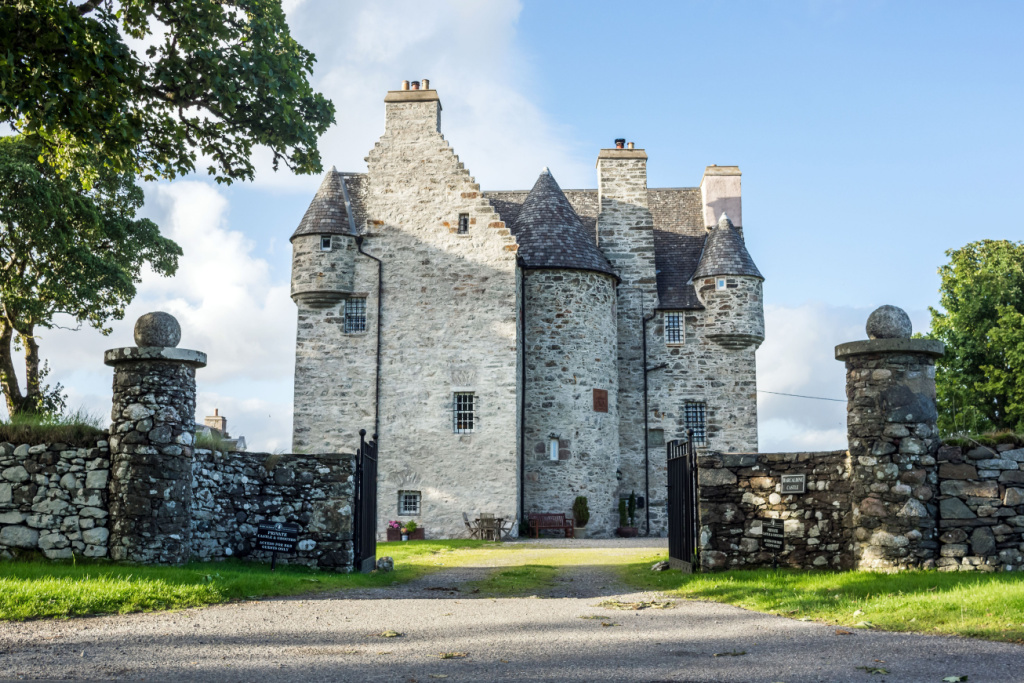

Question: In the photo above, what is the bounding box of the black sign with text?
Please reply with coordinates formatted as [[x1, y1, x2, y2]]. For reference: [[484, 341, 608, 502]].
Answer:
[[256, 522, 300, 554], [762, 519, 785, 551]]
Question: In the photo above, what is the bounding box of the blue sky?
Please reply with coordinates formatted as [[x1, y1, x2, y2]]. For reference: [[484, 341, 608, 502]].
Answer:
[[26, 0, 1024, 452]]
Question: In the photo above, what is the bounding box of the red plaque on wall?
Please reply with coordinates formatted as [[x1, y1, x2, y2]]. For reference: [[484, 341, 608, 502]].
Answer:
[[593, 388, 608, 413]]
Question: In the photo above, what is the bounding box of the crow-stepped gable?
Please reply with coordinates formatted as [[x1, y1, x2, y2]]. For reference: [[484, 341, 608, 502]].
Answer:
[[290, 84, 765, 539]]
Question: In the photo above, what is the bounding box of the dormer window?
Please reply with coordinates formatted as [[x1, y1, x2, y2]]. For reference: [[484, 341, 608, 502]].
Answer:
[[716, 278, 727, 290], [457, 213, 469, 235], [320, 235, 333, 251]]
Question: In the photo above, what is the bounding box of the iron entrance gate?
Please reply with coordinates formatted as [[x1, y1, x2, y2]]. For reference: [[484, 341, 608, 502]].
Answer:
[[667, 431, 698, 572], [354, 429, 378, 573]]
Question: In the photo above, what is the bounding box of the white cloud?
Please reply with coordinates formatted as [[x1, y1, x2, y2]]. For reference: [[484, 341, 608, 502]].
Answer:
[[756, 301, 931, 452], [249, 0, 589, 194], [21, 181, 296, 451]]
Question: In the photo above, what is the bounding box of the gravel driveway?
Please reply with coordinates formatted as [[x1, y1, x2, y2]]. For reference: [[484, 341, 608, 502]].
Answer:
[[1, 541, 1021, 682]]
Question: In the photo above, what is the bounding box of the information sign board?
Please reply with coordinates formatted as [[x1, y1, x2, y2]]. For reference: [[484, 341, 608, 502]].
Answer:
[[762, 519, 785, 551], [256, 522, 300, 554], [781, 474, 806, 494]]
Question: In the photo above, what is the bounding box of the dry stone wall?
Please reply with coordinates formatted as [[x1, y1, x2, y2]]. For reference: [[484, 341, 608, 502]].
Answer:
[[935, 444, 1024, 571], [191, 449, 356, 571], [697, 450, 853, 570], [522, 269, 619, 536], [0, 441, 111, 560]]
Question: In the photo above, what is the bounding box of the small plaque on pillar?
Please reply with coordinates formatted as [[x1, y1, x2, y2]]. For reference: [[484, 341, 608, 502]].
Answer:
[[781, 474, 806, 494], [593, 389, 608, 413]]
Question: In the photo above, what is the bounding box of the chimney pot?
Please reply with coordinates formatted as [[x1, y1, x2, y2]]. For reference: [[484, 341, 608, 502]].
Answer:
[[401, 80, 409, 91], [411, 80, 420, 90], [627, 142, 635, 150], [422, 78, 429, 89], [214, 408, 219, 416], [614, 138, 626, 149]]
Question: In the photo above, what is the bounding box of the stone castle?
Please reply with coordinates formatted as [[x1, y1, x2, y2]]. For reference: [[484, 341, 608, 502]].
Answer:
[[289, 83, 764, 538]]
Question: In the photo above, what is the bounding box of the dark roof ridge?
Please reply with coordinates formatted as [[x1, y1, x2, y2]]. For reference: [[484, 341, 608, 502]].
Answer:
[[691, 214, 763, 280], [510, 169, 616, 277], [291, 167, 353, 241]]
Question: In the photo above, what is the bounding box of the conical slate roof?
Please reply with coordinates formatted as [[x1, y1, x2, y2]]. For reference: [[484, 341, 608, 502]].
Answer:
[[692, 214, 763, 280], [291, 167, 352, 240], [510, 169, 616, 277]]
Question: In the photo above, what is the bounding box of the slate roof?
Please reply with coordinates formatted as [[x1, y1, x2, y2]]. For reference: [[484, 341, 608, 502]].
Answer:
[[291, 167, 353, 240], [692, 214, 763, 280], [486, 186, 710, 309], [505, 170, 616, 277]]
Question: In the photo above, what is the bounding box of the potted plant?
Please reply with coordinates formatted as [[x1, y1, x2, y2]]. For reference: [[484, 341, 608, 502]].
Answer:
[[616, 492, 639, 537], [386, 520, 402, 542], [572, 496, 590, 528]]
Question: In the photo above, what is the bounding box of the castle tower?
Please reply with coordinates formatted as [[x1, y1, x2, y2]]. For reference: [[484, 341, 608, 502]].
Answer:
[[290, 167, 370, 452], [596, 144, 659, 508], [515, 169, 620, 536], [290, 167, 357, 308], [691, 212, 763, 449]]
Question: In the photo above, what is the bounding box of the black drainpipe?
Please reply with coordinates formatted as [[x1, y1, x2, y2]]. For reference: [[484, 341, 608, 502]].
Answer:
[[355, 235, 382, 437], [641, 306, 662, 537], [518, 258, 527, 520]]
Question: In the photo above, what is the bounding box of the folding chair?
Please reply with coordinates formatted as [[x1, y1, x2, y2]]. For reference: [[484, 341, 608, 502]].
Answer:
[[462, 512, 482, 540]]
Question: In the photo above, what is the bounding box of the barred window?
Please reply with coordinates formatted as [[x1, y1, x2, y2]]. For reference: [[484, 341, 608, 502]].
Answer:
[[453, 392, 475, 433], [344, 298, 366, 333], [458, 213, 469, 234], [399, 491, 421, 516], [684, 401, 707, 446], [320, 235, 332, 251], [665, 312, 683, 344]]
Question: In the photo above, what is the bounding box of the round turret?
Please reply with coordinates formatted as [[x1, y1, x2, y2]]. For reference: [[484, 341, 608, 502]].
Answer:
[[290, 168, 357, 307], [692, 214, 764, 349], [515, 169, 621, 536]]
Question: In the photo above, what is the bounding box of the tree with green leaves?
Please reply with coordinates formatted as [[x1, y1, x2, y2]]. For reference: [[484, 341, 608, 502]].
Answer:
[[0, 135, 181, 416], [0, 0, 335, 185], [928, 239, 1024, 434]]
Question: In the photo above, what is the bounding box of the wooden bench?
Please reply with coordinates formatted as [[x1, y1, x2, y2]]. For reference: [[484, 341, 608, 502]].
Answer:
[[527, 513, 575, 539]]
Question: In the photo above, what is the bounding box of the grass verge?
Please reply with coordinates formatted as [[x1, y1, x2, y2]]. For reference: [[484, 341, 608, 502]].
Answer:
[[619, 551, 1024, 643], [0, 540, 494, 621], [464, 564, 559, 595], [0, 408, 106, 448]]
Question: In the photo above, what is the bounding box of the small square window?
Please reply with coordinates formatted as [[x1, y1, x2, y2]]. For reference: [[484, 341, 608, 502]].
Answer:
[[716, 278, 727, 290], [453, 392, 475, 433], [320, 235, 332, 251], [665, 312, 684, 344], [344, 298, 367, 333], [457, 213, 469, 234], [684, 401, 707, 447], [399, 491, 421, 516]]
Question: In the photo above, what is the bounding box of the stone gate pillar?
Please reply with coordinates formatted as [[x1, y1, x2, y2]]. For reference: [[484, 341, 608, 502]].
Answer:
[[836, 305, 944, 570], [104, 312, 206, 565]]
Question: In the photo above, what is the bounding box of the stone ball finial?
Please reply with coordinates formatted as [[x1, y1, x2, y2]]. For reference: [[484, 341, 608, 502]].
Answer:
[[134, 312, 181, 348], [866, 305, 912, 340]]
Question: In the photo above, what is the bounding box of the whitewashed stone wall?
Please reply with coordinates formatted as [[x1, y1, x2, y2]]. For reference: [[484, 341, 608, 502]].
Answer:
[[522, 269, 619, 535], [293, 92, 522, 539], [596, 151, 660, 514], [0, 441, 110, 560]]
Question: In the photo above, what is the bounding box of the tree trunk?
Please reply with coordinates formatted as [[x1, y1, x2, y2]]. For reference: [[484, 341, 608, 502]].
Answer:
[[22, 324, 40, 407], [0, 321, 25, 416]]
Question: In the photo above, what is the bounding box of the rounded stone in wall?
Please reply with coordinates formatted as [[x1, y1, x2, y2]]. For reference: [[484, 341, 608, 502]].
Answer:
[[134, 312, 181, 348], [866, 305, 912, 340]]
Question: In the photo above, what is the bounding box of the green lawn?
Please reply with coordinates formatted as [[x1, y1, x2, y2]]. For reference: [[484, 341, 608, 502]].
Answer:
[[619, 551, 1024, 643], [0, 540, 492, 621]]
